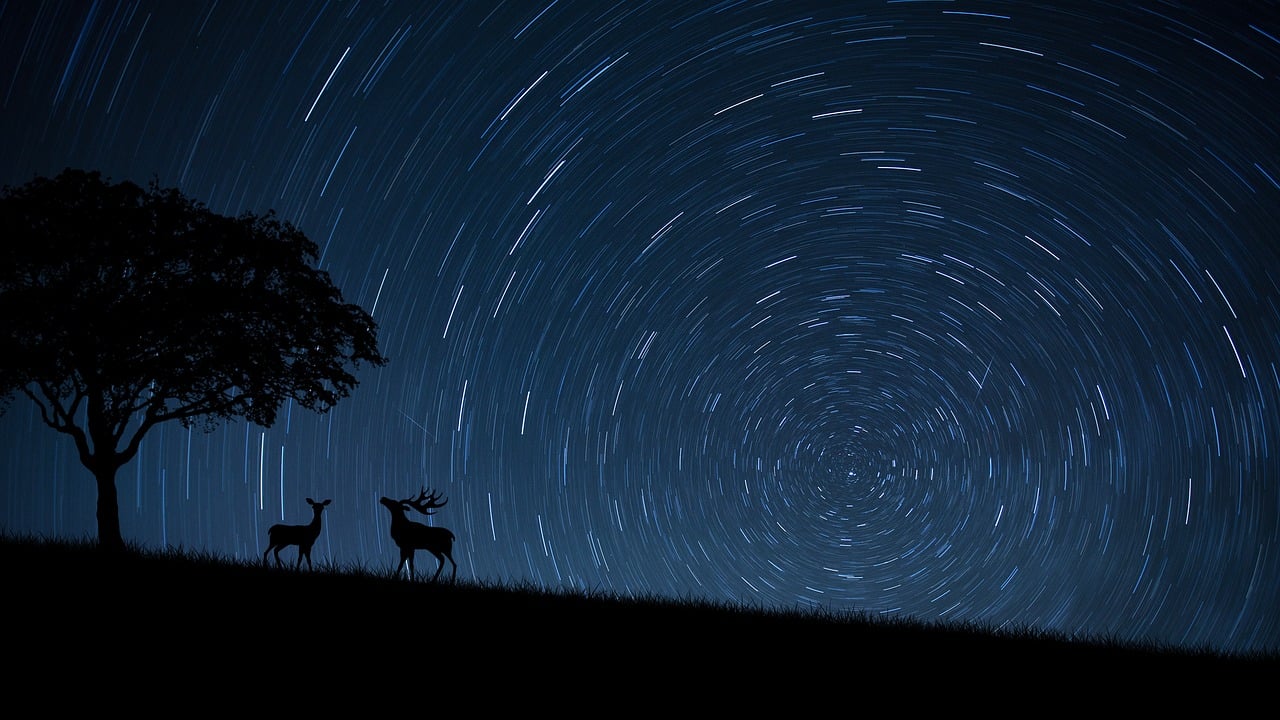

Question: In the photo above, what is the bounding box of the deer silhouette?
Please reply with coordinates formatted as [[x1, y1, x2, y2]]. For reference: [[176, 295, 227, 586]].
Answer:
[[378, 488, 457, 581], [262, 498, 331, 570]]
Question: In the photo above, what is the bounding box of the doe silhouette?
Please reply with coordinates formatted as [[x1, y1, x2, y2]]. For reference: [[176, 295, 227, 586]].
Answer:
[[263, 497, 331, 570], [379, 488, 457, 581]]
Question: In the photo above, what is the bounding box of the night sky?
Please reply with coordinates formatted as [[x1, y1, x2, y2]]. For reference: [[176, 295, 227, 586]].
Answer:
[[2, 1, 1277, 656]]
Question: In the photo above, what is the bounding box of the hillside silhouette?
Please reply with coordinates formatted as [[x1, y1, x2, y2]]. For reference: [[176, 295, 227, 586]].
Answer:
[[4, 532, 1273, 706]]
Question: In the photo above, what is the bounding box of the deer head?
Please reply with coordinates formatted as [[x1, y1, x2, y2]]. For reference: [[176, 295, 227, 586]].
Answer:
[[403, 487, 447, 516]]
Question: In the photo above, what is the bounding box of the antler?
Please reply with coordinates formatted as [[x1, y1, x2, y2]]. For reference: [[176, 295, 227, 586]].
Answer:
[[403, 487, 448, 515]]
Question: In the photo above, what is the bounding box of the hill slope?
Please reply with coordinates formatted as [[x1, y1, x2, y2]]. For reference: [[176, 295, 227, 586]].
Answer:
[[2, 535, 1272, 706]]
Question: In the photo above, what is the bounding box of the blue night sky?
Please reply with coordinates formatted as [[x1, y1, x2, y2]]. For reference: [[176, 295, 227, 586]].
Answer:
[[1, 1, 1277, 655]]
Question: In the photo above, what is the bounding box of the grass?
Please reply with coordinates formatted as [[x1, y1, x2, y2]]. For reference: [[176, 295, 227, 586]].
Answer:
[[2, 530, 1275, 702]]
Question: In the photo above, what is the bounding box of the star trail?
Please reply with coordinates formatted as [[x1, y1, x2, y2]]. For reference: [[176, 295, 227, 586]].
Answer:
[[1, 1, 1277, 655]]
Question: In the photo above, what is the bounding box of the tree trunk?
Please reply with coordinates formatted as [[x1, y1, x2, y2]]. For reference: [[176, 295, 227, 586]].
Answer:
[[93, 464, 126, 552]]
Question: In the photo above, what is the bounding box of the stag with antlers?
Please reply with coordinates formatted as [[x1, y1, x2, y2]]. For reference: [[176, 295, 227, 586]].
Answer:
[[262, 498, 331, 570], [378, 488, 458, 581]]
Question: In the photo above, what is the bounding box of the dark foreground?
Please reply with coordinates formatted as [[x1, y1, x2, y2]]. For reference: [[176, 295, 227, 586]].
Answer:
[[4, 535, 1273, 708]]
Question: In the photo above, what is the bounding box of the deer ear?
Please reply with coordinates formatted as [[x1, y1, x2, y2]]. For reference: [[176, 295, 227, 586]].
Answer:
[[306, 497, 316, 505], [322, 499, 332, 506]]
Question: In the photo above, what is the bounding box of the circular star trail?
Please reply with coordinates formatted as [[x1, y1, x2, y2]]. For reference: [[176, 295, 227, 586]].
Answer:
[[1, 1, 1277, 655]]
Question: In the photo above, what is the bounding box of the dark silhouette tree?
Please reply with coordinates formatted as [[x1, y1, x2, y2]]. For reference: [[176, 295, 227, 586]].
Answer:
[[0, 168, 388, 551]]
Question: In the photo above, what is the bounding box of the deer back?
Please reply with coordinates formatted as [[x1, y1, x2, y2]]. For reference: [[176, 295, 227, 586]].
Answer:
[[379, 496, 453, 549]]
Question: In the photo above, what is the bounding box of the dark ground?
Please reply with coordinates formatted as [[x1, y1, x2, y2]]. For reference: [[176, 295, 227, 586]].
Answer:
[[3, 536, 1272, 710]]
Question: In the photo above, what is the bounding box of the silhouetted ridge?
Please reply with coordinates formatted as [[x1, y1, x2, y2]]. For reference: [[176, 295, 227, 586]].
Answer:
[[2, 533, 1272, 690]]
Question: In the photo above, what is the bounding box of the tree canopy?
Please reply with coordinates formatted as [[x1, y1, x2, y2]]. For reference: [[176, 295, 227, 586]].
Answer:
[[0, 168, 388, 549]]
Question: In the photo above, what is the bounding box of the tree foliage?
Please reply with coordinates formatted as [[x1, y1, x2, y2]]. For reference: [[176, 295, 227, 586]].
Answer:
[[0, 168, 388, 548]]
